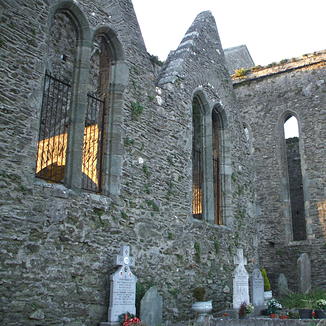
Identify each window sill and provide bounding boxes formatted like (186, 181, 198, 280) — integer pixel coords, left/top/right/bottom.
(288, 238, 314, 246)
(34, 178, 111, 205)
(190, 216, 232, 231)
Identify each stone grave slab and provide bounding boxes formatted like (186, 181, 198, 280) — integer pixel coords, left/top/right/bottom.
(140, 286, 163, 326)
(297, 253, 311, 294)
(251, 268, 264, 307)
(277, 273, 289, 296)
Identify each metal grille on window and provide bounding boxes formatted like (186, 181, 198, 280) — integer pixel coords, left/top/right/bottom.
(213, 155, 222, 224)
(35, 72, 71, 183)
(192, 97, 203, 219)
(192, 148, 203, 219)
(212, 109, 222, 225)
(81, 94, 105, 192)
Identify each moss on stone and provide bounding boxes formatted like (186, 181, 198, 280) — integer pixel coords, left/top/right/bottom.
(194, 242, 201, 263)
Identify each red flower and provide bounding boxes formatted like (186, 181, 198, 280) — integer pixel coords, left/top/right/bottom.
(270, 314, 277, 318)
(279, 315, 289, 319)
(122, 316, 141, 326)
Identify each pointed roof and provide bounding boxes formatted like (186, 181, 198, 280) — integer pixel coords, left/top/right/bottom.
(158, 11, 218, 85)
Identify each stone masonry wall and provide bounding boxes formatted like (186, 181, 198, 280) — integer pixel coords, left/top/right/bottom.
(0, 1, 257, 325)
(286, 137, 306, 241)
(234, 52, 326, 292)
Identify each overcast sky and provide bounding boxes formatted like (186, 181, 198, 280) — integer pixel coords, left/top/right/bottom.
(132, 0, 325, 66)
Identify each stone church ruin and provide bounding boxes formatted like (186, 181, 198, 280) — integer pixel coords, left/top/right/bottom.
(0, 0, 325, 324)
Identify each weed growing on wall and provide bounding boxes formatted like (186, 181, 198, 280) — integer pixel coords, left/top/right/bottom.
(130, 101, 144, 120)
(234, 68, 250, 78)
(194, 242, 201, 263)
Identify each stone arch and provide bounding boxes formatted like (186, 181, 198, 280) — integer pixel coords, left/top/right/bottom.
(277, 110, 309, 242)
(92, 25, 125, 62)
(48, 0, 91, 45)
(192, 88, 210, 115)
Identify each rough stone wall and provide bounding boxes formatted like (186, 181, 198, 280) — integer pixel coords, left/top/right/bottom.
(234, 52, 326, 292)
(49, 12, 78, 82)
(286, 137, 306, 241)
(0, 1, 257, 326)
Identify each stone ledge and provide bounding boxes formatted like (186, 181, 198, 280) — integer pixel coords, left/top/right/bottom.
(212, 319, 325, 326)
(173, 318, 325, 326)
(232, 50, 326, 85)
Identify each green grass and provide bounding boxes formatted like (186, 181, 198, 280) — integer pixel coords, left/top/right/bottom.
(234, 68, 250, 77)
(279, 290, 326, 309)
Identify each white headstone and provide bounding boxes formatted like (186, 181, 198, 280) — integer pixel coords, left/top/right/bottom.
(251, 268, 264, 306)
(233, 249, 250, 309)
(107, 245, 137, 323)
(297, 253, 311, 294)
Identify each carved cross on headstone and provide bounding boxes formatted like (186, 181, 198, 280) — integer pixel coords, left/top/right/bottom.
(100, 245, 138, 325)
(233, 248, 250, 309)
(115, 245, 135, 279)
(234, 248, 247, 266)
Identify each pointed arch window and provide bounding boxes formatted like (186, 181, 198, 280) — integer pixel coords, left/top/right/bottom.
(192, 97, 204, 219)
(212, 107, 223, 225)
(283, 114, 306, 241)
(36, 4, 127, 194)
(81, 35, 110, 192)
(191, 95, 231, 225)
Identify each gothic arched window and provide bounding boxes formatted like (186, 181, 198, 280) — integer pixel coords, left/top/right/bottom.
(212, 107, 223, 224)
(283, 114, 306, 241)
(192, 97, 204, 219)
(36, 4, 127, 194)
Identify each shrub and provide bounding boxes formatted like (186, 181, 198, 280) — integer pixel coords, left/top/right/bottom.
(193, 287, 205, 301)
(279, 290, 326, 309)
(288, 311, 299, 319)
(135, 283, 146, 315)
(280, 59, 289, 64)
(251, 65, 263, 72)
(234, 68, 250, 77)
(261, 268, 271, 291)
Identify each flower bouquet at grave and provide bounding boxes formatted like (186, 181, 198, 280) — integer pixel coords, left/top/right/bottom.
(239, 302, 254, 319)
(315, 299, 326, 319)
(245, 303, 254, 314)
(119, 312, 142, 326)
(316, 299, 326, 310)
(266, 298, 282, 315)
